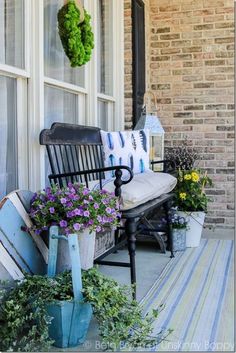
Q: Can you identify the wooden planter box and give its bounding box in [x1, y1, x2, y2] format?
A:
[46, 299, 92, 348]
[46, 227, 93, 348]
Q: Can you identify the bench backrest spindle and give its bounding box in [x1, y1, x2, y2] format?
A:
[40, 123, 105, 187]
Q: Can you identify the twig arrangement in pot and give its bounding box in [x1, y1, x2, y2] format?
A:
[57, 0, 94, 67]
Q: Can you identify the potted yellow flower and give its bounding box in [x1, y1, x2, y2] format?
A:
[173, 169, 212, 247]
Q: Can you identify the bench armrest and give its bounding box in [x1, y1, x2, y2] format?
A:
[150, 159, 176, 174]
[48, 165, 133, 198]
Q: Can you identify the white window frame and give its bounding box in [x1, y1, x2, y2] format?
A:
[1, 0, 124, 194]
[0, 0, 31, 192]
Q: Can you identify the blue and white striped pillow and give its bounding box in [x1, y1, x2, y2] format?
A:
[100, 129, 150, 178]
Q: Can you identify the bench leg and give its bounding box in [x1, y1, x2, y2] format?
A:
[163, 202, 174, 258]
[125, 218, 137, 300]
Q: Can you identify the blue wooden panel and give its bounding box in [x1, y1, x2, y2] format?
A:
[68, 233, 82, 300]
[0, 199, 46, 274]
[48, 226, 59, 277]
[17, 190, 34, 213]
[46, 301, 74, 348]
[69, 301, 93, 346]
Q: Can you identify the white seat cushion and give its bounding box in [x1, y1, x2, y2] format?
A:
[89, 170, 177, 210]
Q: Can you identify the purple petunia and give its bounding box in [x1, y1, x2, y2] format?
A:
[83, 210, 90, 217]
[73, 223, 81, 231]
[106, 207, 112, 214]
[74, 208, 83, 216]
[30, 181, 121, 235]
[60, 198, 67, 205]
[49, 207, 55, 214]
[59, 220, 68, 228]
[97, 215, 102, 222]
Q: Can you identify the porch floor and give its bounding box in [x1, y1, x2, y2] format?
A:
[52, 227, 234, 352]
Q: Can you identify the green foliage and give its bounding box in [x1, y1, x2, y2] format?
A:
[174, 169, 213, 212]
[58, 1, 94, 67]
[0, 269, 171, 351]
[82, 267, 172, 350]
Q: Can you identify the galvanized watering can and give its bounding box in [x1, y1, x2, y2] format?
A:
[46, 226, 92, 348]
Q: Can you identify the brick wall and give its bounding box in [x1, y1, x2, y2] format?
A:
[124, 0, 234, 229]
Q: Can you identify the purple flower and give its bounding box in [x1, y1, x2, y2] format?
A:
[97, 215, 102, 222]
[89, 195, 93, 201]
[96, 226, 102, 232]
[88, 220, 94, 225]
[83, 189, 89, 196]
[65, 228, 70, 235]
[59, 220, 67, 228]
[94, 203, 99, 209]
[73, 223, 81, 231]
[66, 201, 73, 208]
[83, 210, 90, 217]
[48, 195, 56, 202]
[102, 199, 109, 205]
[106, 207, 112, 214]
[83, 200, 89, 204]
[60, 198, 67, 205]
[45, 187, 52, 195]
[67, 211, 75, 218]
[74, 208, 83, 216]
[35, 229, 41, 235]
[49, 207, 55, 214]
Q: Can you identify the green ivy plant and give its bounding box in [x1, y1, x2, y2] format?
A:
[0, 269, 172, 352]
[58, 0, 94, 67]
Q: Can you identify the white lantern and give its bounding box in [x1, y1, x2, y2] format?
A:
[134, 92, 165, 171]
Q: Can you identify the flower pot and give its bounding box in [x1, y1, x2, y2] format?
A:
[177, 211, 205, 247]
[171, 228, 186, 251]
[57, 229, 96, 272]
[46, 299, 92, 348]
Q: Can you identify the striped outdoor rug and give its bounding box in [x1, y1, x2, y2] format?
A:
[140, 239, 234, 352]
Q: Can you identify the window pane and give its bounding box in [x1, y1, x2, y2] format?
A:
[44, 0, 85, 87]
[97, 0, 113, 95]
[0, 76, 18, 199]
[0, 0, 24, 68]
[97, 100, 109, 130]
[44, 85, 78, 184]
[44, 85, 78, 128]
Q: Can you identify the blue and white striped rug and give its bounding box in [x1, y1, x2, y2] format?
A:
[140, 239, 234, 352]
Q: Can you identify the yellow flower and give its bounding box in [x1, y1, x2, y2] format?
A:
[179, 192, 187, 200]
[184, 174, 192, 180]
[191, 172, 199, 182]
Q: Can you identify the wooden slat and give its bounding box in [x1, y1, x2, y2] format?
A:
[8, 192, 48, 264]
[0, 242, 24, 280]
[48, 226, 59, 277]
[0, 196, 47, 274]
[68, 233, 82, 300]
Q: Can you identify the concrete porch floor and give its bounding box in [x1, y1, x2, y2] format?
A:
[60, 227, 234, 352]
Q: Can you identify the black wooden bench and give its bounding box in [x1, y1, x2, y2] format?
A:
[40, 122, 175, 298]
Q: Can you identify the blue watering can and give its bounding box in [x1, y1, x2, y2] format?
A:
[46, 226, 93, 348]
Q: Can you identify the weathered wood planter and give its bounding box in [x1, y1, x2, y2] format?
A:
[47, 226, 92, 348]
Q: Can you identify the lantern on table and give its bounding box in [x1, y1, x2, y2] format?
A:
[134, 92, 165, 171]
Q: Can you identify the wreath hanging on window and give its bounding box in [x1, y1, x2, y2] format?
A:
[57, 0, 94, 67]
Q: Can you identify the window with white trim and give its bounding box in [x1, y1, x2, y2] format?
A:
[0, 0, 124, 197]
[0, 0, 28, 199]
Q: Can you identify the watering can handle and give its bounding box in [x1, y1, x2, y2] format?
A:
[48, 227, 83, 300]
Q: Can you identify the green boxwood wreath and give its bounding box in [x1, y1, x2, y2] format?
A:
[57, 1, 94, 67]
